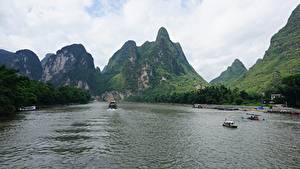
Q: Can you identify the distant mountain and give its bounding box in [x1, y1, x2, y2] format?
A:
[41, 44, 100, 92]
[210, 59, 247, 86]
[0, 49, 42, 80]
[233, 4, 300, 92]
[101, 27, 207, 99]
[41, 53, 55, 66]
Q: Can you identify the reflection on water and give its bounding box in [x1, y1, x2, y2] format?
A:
[51, 146, 93, 154]
[0, 102, 299, 169]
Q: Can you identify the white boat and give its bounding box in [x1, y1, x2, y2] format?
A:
[222, 120, 238, 128]
[246, 113, 260, 120]
[19, 106, 36, 111]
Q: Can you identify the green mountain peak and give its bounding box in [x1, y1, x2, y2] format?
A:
[123, 40, 137, 48]
[232, 58, 243, 65]
[101, 27, 207, 97]
[156, 27, 171, 42]
[210, 58, 247, 85]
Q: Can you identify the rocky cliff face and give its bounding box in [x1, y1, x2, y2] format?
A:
[41, 53, 55, 66]
[0, 49, 42, 80]
[102, 27, 207, 95]
[210, 59, 247, 86]
[233, 4, 300, 92]
[41, 44, 96, 90]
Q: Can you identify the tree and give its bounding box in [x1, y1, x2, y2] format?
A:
[280, 74, 300, 107]
[0, 66, 91, 115]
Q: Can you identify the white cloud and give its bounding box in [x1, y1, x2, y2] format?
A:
[0, 0, 299, 81]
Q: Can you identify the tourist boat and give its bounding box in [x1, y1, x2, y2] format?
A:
[19, 105, 37, 111]
[246, 113, 260, 120]
[222, 120, 238, 128]
[108, 101, 117, 109]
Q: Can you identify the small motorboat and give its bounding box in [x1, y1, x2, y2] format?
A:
[19, 105, 37, 111]
[108, 101, 117, 109]
[222, 120, 238, 128]
[246, 113, 260, 120]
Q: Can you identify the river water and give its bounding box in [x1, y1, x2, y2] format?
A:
[0, 102, 299, 169]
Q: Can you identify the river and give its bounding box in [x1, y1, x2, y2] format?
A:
[0, 102, 299, 169]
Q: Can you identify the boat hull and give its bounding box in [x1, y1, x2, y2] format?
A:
[222, 124, 238, 128]
[108, 105, 117, 109]
[19, 106, 36, 111]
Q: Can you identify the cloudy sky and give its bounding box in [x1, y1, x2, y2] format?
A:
[0, 0, 299, 81]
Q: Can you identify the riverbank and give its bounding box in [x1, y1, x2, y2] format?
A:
[123, 101, 300, 114]
[193, 103, 300, 114]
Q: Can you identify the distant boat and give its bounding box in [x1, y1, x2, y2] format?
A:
[256, 106, 265, 110]
[291, 112, 300, 115]
[108, 101, 117, 109]
[246, 113, 260, 120]
[222, 120, 238, 128]
[19, 106, 36, 111]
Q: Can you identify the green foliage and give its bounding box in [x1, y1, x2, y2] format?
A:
[279, 74, 300, 107]
[109, 73, 126, 90]
[139, 74, 206, 98]
[0, 66, 91, 115]
[56, 86, 91, 104]
[260, 74, 300, 107]
[126, 85, 261, 105]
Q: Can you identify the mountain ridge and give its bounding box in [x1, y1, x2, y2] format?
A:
[0, 27, 206, 99]
[2, 3, 299, 98]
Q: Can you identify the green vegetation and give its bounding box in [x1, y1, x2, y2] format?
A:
[265, 74, 300, 108]
[126, 73, 300, 108]
[127, 85, 261, 105]
[0, 66, 91, 115]
[210, 59, 247, 86]
[101, 27, 207, 95]
[234, 5, 300, 92]
[141, 74, 207, 97]
[280, 74, 300, 107]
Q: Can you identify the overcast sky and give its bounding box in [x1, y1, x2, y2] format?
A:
[0, 0, 299, 81]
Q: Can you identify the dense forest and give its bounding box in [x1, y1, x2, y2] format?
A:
[265, 74, 300, 108]
[126, 85, 262, 105]
[0, 66, 91, 115]
[280, 74, 300, 107]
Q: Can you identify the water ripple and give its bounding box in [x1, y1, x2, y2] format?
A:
[0, 102, 299, 168]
